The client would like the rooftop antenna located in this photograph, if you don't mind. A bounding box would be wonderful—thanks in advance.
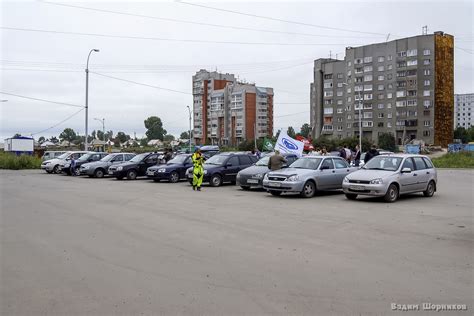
[329,50,332,59]
[422,25,428,35]
[335,53,338,60]
[386,33,391,42]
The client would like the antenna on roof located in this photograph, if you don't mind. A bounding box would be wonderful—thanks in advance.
[422,25,428,35]
[386,33,390,42]
[329,50,332,59]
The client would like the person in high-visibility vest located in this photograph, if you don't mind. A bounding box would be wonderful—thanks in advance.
[192,148,205,191]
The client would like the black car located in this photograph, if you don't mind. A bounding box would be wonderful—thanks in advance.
[79,152,136,178]
[60,152,108,175]
[108,152,160,180]
[185,152,258,187]
[146,154,193,183]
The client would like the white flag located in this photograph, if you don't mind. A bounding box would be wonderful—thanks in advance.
[275,130,304,157]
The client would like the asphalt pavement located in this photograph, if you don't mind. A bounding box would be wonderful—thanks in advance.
[1,169,472,315]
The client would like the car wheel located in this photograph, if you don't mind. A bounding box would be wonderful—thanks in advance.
[127,170,137,180]
[116,176,124,180]
[384,184,399,203]
[169,171,179,183]
[53,165,60,174]
[210,174,222,187]
[300,181,316,198]
[94,169,104,178]
[269,190,282,196]
[345,193,358,200]
[74,169,81,176]
[423,180,436,197]
[240,186,250,190]
[153,179,160,182]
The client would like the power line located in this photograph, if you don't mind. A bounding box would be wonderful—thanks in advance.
[176,1,387,36]
[1,26,362,46]
[0,91,84,108]
[274,111,308,118]
[90,71,192,95]
[31,108,84,136]
[40,1,382,39]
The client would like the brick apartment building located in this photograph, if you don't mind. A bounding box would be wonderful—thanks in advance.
[192,69,273,146]
[310,31,454,147]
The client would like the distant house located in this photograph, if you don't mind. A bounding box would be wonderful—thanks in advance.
[4,136,34,155]
[147,139,163,147]
[40,141,57,148]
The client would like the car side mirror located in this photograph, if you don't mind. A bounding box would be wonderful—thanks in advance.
[401,167,412,173]
[226,163,232,167]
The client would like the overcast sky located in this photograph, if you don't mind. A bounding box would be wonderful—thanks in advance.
[1,0,473,141]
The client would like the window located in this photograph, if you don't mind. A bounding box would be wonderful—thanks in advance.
[378,103,384,109]
[378,113,384,118]
[337,82,343,88]
[407,49,417,57]
[324,74,333,79]
[364,93,373,100]
[355,77,363,83]
[363,103,373,109]
[337,73,344,79]
[387,92,393,99]
[387,64,393,70]
[423,59,431,65]
[324,107,334,114]
[324,91,333,97]
[364,84,373,91]
[364,75,373,81]
[387,74,393,80]
[336,90,343,97]
[377,84,384,91]
[423,157,434,168]
[324,99,333,105]
[377,65,384,71]
[423,90,431,97]
[378,122,384,127]
[424,120,431,126]
[239,155,252,165]
[324,82,333,88]
[347,61,352,67]
[337,99,343,105]
[355,58,363,64]
[364,112,373,118]
[407,99,417,106]
[397,71,406,77]
[396,100,407,107]
[396,90,406,98]
[347,123,352,128]
[407,60,418,66]
[424,69,431,75]
[364,65,373,72]
[387,55,393,61]
[408,90,417,97]
[424,80,430,86]
[423,100,431,107]
[407,69,417,76]
[388,112,393,118]
[227,156,239,166]
[378,56,385,62]
[334,159,348,169]
[337,108,343,114]
[388,83,393,89]
[378,75,385,81]
[364,56,373,63]
[362,121,373,127]
[378,94,385,100]
[413,157,427,170]
[347,70,352,76]
[347,114,352,119]
[355,67,363,74]
[402,158,415,170]
[346,87,352,93]
[355,85,363,92]
[321,159,334,169]
[423,49,431,56]
[387,122,392,128]
[347,96,352,102]
[397,51,407,57]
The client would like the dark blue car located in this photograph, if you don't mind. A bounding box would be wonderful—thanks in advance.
[146,154,193,183]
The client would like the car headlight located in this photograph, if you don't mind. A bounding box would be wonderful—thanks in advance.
[158,168,166,173]
[82,165,90,170]
[204,170,208,175]
[263,173,269,180]
[343,176,349,183]
[286,175,299,181]
[43,161,50,165]
[370,178,383,184]
[252,173,264,179]
[117,166,123,171]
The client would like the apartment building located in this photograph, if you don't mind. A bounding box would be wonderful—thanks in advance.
[310,31,454,147]
[192,69,273,146]
[454,93,474,129]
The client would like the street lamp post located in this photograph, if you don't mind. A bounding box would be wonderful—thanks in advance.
[186,105,192,153]
[85,49,100,151]
[94,118,105,151]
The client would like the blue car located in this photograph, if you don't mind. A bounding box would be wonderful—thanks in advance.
[146,154,193,183]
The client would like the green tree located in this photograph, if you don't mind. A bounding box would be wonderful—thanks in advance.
[114,131,130,144]
[50,136,59,143]
[287,126,296,138]
[164,134,175,142]
[299,123,311,138]
[91,130,96,139]
[105,130,113,141]
[180,131,190,139]
[140,138,148,147]
[144,116,167,140]
[59,128,77,142]
[378,133,396,151]
[38,136,45,143]
[96,130,105,141]
[13,133,21,137]
[454,127,469,143]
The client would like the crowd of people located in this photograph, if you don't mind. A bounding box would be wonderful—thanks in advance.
[308,144,380,166]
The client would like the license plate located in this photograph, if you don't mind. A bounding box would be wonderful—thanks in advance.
[147,171,154,176]
[350,185,365,191]
[108,171,114,175]
[268,182,281,187]
[247,179,259,184]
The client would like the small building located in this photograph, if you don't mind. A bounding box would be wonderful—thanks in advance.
[4,136,34,155]
[147,139,163,147]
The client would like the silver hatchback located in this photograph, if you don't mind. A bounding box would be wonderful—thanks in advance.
[342,154,437,202]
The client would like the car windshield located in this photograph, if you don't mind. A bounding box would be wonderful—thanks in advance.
[363,156,402,171]
[100,154,115,162]
[57,152,70,159]
[129,153,148,162]
[255,156,270,166]
[168,155,188,164]
[290,158,321,170]
[77,154,92,161]
[205,155,228,165]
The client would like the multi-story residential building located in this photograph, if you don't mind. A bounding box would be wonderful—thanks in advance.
[454,93,474,129]
[192,69,273,146]
[310,31,454,146]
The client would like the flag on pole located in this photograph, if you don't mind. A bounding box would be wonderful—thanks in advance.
[262,138,274,151]
[275,130,304,157]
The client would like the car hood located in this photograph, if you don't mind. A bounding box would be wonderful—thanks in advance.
[268,167,316,178]
[112,161,138,168]
[42,158,65,165]
[82,161,110,168]
[148,163,183,171]
[238,165,269,175]
[346,169,397,181]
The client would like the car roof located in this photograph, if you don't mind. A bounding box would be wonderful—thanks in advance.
[378,153,429,158]
[301,155,341,158]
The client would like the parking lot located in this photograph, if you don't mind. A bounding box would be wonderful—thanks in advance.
[1,169,472,315]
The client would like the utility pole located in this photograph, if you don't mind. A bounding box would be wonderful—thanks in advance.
[187,105,192,153]
[85,49,100,151]
[358,90,363,151]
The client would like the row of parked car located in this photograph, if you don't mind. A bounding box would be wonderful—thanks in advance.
[40,149,438,203]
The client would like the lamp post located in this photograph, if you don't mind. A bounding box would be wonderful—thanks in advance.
[94,118,105,151]
[186,105,192,153]
[85,48,100,151]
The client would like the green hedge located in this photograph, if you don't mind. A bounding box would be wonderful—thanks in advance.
[432,152,474,168]
[0,152,42,170]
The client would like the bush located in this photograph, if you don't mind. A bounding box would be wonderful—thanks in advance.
[0,152,42,170]
[378,133,396,152]
[432,152,474,168]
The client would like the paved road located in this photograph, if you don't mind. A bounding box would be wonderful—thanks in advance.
[1,169,472,315]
